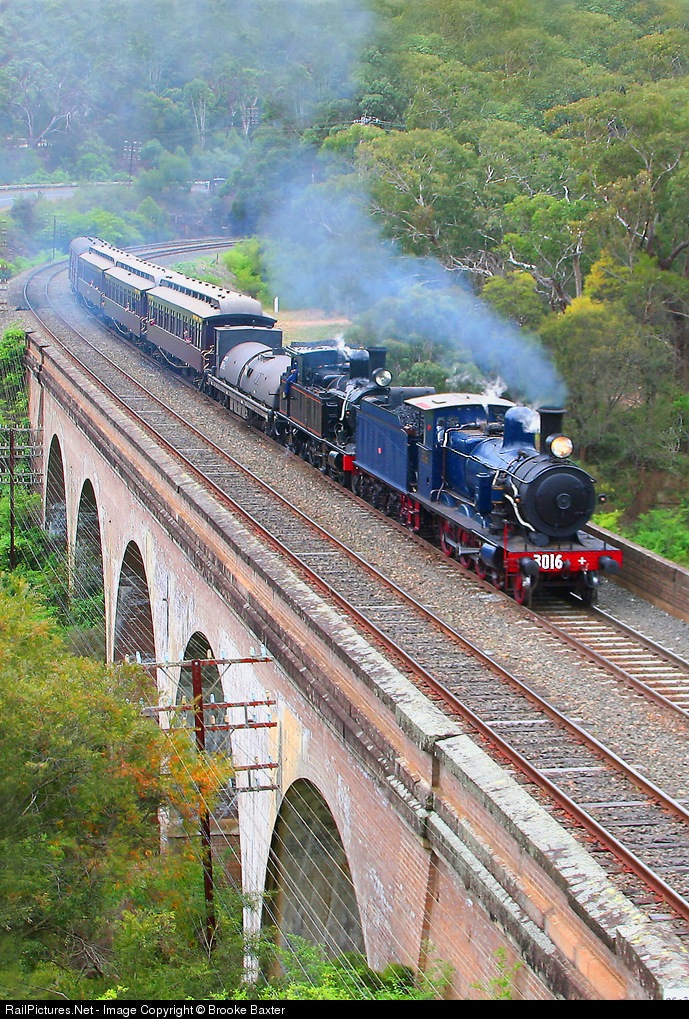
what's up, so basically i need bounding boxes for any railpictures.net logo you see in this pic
[4,1008,290,1018]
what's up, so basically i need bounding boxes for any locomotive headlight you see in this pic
[546,433,574,458]
[373,368,393,387]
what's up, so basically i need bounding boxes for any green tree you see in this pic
[539,294,674,460]
[184,79,215,150]
[499,193,598,309]
[482,271,548,330]
[1,56,86,149]
[629,504,689,565]
[222,239,270,302]
[585,251,689,384]
[136,150,193,199]
[550,82,689,257]
[397,359,448,390]
[0,577,230,997]
[57,208,143,248]
[473,121,571,207]
[357,128,484,262]
[134,196,169,237]
[403,53,492,132]
[0,325,29,425]
[133,91,191,153]
[73,137,115,182]
[231,938,450,1000]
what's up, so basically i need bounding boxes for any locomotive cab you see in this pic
[405,393,514,507]
[280,343,397,444]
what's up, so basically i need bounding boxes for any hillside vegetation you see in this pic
[2,0,689,552]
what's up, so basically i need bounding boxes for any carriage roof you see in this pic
[404,393,515,412]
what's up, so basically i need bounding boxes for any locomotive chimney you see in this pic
[538,406,566,449]
[367,346,387,379]
[349,349,369,379]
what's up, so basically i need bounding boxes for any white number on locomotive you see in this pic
[533,553,565,571]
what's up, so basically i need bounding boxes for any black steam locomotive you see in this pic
[69,237,622,605]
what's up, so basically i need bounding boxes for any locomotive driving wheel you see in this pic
[457,529,476,569]
[374,487,388,514]
[438,519,456,557]
[387,492,401,520]
[491,569,505,590]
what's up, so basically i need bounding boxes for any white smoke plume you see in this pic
[262,176,568,406]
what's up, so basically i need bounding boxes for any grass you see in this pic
[277,310,351,347]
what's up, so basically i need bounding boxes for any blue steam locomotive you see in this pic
[69,236,622,605]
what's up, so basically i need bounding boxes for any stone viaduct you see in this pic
[19,326,689,1000]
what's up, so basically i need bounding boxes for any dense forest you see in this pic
[2,0,689,553]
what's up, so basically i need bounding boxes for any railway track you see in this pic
[132,237,239,258]
[22,257,689,937]
[535,597,689,717]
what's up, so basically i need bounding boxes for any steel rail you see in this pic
[531,600,689,720]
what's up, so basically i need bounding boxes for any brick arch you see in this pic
[45,434,67,545]
[113,540,155,663]
[263,778,364,960]
[178,631,223,751]
[73,479,106,659]
[177,630,237,831]
[178,631,221,698]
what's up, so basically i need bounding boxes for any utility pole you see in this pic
[123,140,141,186]
[143,653,276,952]
[8,429,15,570]
[0,221,8,313]
[0,428,43,570]
[192,658,217,946]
